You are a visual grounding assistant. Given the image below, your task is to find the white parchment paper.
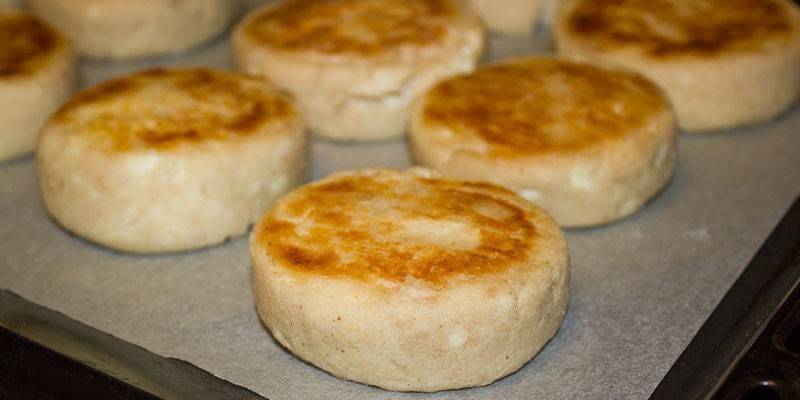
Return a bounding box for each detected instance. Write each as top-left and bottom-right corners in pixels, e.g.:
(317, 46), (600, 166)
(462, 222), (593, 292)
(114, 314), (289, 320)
(2, 2), (800, 399)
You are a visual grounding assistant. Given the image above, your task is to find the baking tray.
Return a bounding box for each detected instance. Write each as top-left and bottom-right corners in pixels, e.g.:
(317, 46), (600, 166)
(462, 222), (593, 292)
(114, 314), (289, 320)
(651, 196), (800, 400)
(2, 1), (800, 399)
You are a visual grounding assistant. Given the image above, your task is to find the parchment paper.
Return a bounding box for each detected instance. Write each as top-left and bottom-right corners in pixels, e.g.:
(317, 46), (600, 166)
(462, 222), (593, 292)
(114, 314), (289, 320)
(2, 2), (800, 399)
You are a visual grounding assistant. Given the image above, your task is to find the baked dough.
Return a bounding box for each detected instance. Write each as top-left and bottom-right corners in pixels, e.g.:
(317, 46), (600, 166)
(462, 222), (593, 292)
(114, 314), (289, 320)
(409, 57), (676, 227)
(0, 10), (75, 163)
(554, 0), (800, 131)
(0, 0), (22, 8)
(27, 0), (240, 59)
(38, 68), (307, 253)
(250, 168), (569, 391)
(468, 0), (539, 35)
(233, 0), (484, 141)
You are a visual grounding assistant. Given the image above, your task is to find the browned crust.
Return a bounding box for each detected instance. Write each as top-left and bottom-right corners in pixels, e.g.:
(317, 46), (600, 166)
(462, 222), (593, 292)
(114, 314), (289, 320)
(0, 12), (63, 78)
(51, 68), (297, 151)
(563, 0), (796, 58)
(253, 170), (539, 286)
(241, 0), (459, 56)
(420, 58), (668, 157)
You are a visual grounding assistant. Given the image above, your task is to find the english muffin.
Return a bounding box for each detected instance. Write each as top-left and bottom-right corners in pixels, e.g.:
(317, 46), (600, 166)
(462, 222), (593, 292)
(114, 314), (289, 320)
(554, 0), (800, 131)
(468, 0), (539, 35)
(0, 0), (22, 8)
(250, 168), (569, 391)
(0, 10), (74, 163)
(409, 57), (676, 227)
(27, 0), (240, 59)
(233, 0), (484, 141)
(38, 68), (307, 253)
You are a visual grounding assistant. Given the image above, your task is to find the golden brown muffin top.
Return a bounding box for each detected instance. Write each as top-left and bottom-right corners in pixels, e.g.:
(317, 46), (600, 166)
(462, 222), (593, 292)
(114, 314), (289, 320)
(51, 68), (298, 151)
(563, 0), (796, 57)
(420, 58), (668, 158)
(0, 12), (62, 78)
(242, 0), (460, 56)
(254, 169), (542, 286)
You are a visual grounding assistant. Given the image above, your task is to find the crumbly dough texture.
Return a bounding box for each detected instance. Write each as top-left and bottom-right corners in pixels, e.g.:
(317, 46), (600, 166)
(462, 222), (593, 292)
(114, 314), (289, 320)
(37, 68), (307, 253)
(27, 0), (240, 59)
(410, 57), (676, 227)
(0, 10), (75, 163)
(233, 0), (484, 140)
(554, 0), (800, 131)
(250, 168), (569, 392)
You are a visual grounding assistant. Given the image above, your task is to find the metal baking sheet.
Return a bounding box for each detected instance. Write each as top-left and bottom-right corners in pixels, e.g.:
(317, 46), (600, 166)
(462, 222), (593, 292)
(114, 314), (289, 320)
(2, 2), (800, 399)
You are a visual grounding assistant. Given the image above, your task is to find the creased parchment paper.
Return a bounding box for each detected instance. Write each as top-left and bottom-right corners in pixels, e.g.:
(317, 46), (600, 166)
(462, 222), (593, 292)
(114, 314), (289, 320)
(2, 2), (800, 398)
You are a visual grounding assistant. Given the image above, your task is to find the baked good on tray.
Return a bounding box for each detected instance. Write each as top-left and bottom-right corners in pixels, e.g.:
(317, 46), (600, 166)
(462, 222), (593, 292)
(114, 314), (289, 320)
(467, 0), (540, 35)
(37, 68), (307, 253)
(0, 9), (75, 163)
(27, 0), (241, 59)
(409, 57), (676, 227)
(0, 0), (22, 8)
(232, 0), (484, 141)
(250, 168), (569, 392)
(554, 0), (800, 132)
